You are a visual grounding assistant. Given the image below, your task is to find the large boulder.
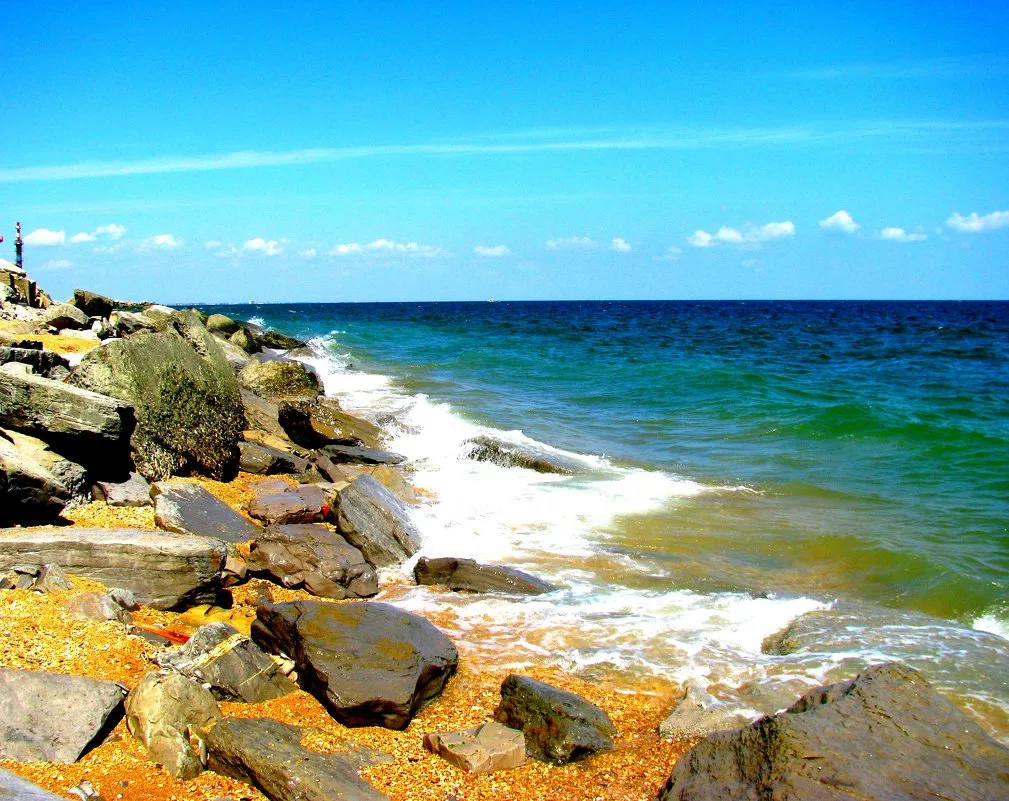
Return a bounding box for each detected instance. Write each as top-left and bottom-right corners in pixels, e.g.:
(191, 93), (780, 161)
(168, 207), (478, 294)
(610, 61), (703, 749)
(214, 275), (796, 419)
(255, 329), (308, 350)
(152, 479), (262, 543)
(333, 475), (421, 568)
(0, 345), (70, 378)
(239, 388), (286, 437)
(247, 523), (378, 599)
(414, 557), (555, 595)
(154, 622), (295, 703)
(246, 480), (329, 525)
(278, 398), (383, 449)
(0, 669), (126, 763)
(71, 289), (113, 320)
(205, 314), (241, 336)
(657, 663), (1009, 801)
(0, 527), (229, 610)
(0, 428), (89, 524)
(252, 600), (458, 730)
(207, 717), (389, 801)
(41, 302), (89, 331)
(493, 674), (617, 764)
(69, 312), (245, 481)
(239, 357), (320, 401)
(125, 670), (221, 780)
(320, 443), (406, 466)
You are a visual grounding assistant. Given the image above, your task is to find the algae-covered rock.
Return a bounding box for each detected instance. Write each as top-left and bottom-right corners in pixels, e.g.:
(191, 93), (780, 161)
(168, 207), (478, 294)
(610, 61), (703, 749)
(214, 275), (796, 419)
(239, 357), (320, 401)
(70, 312), (245, 480)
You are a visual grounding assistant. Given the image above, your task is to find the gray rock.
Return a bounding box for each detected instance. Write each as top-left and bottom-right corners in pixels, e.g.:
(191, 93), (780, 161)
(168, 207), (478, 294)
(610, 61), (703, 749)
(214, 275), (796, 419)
(109, 310), (157, 336)
(252, 600), (458, 730)
(278, 398), (384, 450)
(658, 680), (755, 740)
(213, 335), (252, 370)
(465, 436), (576, 475)
(424, 722), (526, 774)
(108, 587), (138, 610)
(66, 591), (132, 623)
(154, 622), (295, 703)
(0, 346), (70, 377)
(0, 668), (126, 763)
(205, 314), (241, 336)
(71, 289), (113, 320)
(69, 312), (245, 481)
(493, 674), (617, 764)
(153, 479), (262, 543)
(247, 481), (329, 525)
(333, 475), (420, 568)
(239, 389), (286, 437)
(247, 523), (378, 599)
(0, 767), (68, 800)
(94, 471), (152, 507)
(255, 329), (307, 350)
(237, 441), (277, 474)
(125, 670), (222, 780)
(0, 527), (229, 610)
(42, 302), (90, 330)
(656, 663), (1009, 801)
(35, 562), (73, 592)
(0, 428), (89, 524)
(314, 453), (348, 483)
(415, 557), (555, 595)
(239, 357), (320, 401)
(320, 443), (406, 465)
(207, 717), (389, 801)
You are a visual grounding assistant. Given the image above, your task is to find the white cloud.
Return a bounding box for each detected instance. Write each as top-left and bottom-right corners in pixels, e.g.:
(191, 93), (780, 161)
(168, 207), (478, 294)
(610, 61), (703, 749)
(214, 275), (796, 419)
(23, 228), (66, 246)
(299, 248), (318, 259)
(95, 223), (126, 240)
(819, 210), (860, 234)
(243, 237), (284, 256)
(329, 238), (446, 258)
(69, 232), (96, 243)
(610, 237), (631, 253)
(546, 236), (598, 251)
(688, 221), (795, 249)
(205, 240), (222, 249)
(946, 210), (1009, 233)
(40, 258), (72, 270)
(143, 233), (182, 249)
(474, 244), (511, 257)
(879, 227), (927, 242)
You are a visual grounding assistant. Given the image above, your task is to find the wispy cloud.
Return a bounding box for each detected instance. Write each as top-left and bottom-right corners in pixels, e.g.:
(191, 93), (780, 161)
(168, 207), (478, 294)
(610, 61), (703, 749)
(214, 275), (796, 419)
(40, 258), (73, 270)
(946, 210), (1009, 233)
(781, 54), (1009, 81)
(610, 237), (632, 253)
(69, 232), (96, 244)
(546, 236), (598, 251)
(23, 228), (66, 246)
(140, 233), (182, 250)
(243, 237), (284, 256)
(95, 223), (126, 240)
(329, 238), (446, 259)
(879, 226), (927, 242)
(688, 221), (795, 249)
(474, 244), (511, 257)
(819, 210), (860, 234)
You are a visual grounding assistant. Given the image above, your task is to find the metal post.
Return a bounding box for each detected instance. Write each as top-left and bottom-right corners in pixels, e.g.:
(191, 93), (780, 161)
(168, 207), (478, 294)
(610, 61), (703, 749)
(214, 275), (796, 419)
(15, 222), (23, 271)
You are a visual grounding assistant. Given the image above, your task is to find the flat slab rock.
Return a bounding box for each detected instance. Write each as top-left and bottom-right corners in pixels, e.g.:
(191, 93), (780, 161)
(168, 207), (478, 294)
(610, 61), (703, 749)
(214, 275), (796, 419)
(657, 662), (1009, 801)
(425, 722), (526, 774)
(0, 527), (228, 610)
(415, 556), (555, 595)
(252, 600), (458, 730)
(493, 674), (617, 764)
(153, 479), (262, 543)
(321, 443), (406, 466)
(247, 523), (378, 599)
(333, 474), (421, 568)
(208, 717), (389, 801)
(94, 471), (152, 507)
(247, 479), (330, 525)
(0, 668), (126, 763)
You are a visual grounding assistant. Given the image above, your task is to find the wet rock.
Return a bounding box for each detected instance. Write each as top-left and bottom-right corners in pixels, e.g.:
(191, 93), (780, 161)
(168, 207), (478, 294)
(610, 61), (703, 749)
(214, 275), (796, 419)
(314, 452), (349, 483)
(71, 289), (114, 320)
(320, 443), (406, 465)
(93, 471), (152, 507)
(656, 663), (1009, 801)
(205, 314), (241, 336)
(493, 674), (617, 764)
(69, 312), (245, 481)
(415, 557), (555, 595)
(125, 670), (221, 780)
(247, 523), (378, 599)
(66, 591), (133, 623)
(238, 357), (320, 401)
(252, 600), (458, 730)
(153, 479), (262, 543)
(333, 475), (420, 568)
(278, 398), (383, 450)
(254, 329), (307, 350)
(0, 668), (126, 763)
(247, 480), (329, 525)
(370, 464), (418, 504)
(658, 680), (754, 740)
(0, 767), (67, 800)
(0, 527), (229, 610)
(41, 302), (90, 330)
(154, 622), (295, 703)
(207, 717), (389, 801)
(465, 436), (576, 475)
(424, 722), (526, 774)
(0, 428), (89, 524)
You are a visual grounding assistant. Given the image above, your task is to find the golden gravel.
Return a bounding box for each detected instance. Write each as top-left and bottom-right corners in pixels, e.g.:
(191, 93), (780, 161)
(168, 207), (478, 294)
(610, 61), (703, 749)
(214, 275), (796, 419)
(2, 473), (694, 800)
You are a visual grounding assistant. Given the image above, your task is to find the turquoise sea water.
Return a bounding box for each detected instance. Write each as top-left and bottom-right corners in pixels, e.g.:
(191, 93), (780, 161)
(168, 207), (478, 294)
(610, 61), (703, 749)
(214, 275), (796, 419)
(207, 300), (1009, 735)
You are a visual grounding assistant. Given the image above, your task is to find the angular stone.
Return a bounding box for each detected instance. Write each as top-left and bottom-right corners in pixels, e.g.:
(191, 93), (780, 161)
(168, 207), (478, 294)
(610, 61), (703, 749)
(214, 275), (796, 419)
(125, 670), (221, 780)
(415, 557), (555, 595)
(212, 334), (252, 370)
(0, 527), (228, 610)
(94, 471), (152, 507)
(0, 767), (68, 800)
(658, 680), (754, 740)
(66, 590), (132, 623)
(71, 289), (113, 320)
(314, 453), (349, 483)
(153, 479), (262, 543)
(370, 465), (418, 505)
(239, 389), (286, 437)
(207, 717), (389, 801)
(333, 475), (420, 568)
(656, 663), (1009, 801)
(0, 428), (89, 524)
(0, 668), (126, 763)
(278, 398), (383, 450)
(35, 562), (73, 592)
(154, 622), (295, 703)
(69, 313), (245, 481)
(424, 722), (526, 774)
(110, 310), (157, 336)
(493, 674), (617, 764)
(252, 600), (458, 729)
(247, 481), (329, 526)
(320, 443), (406, 465)
(0, 346), (70, 377)
(247, 523), (378, 599)
(465, 436), (576, 475)
(239, 357), (320, 401)
(41, 302), (90, 331)
(237, 441), (276, 474)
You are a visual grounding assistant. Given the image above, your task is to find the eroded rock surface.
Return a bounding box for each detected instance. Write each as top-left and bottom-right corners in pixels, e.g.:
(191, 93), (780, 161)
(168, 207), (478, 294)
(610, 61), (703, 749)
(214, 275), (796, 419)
(424, 722), (526, 774)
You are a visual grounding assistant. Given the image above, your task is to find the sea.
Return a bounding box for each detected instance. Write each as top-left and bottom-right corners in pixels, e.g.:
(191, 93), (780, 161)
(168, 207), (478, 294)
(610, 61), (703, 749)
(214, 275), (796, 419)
(204, 299), (1009, 739)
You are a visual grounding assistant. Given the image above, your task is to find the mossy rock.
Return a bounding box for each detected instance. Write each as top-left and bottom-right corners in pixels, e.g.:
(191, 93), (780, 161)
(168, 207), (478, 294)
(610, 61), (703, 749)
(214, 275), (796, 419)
(239, 358), (320, 401)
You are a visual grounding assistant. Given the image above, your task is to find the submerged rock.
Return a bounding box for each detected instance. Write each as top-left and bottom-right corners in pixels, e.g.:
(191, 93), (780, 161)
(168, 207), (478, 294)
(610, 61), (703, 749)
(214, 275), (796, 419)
(414, 556), (555, 595)
(464, 435), (576, 475)
(658, 680), (754, 740)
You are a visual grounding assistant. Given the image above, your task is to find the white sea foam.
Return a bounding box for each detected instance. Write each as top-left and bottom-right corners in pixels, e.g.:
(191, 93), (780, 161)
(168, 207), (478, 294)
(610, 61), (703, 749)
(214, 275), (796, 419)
(973, 612), (1009, 642)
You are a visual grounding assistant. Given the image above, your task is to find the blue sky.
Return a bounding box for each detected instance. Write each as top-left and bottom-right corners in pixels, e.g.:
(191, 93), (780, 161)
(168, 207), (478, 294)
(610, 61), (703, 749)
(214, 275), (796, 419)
(2, 1), (1007, 302)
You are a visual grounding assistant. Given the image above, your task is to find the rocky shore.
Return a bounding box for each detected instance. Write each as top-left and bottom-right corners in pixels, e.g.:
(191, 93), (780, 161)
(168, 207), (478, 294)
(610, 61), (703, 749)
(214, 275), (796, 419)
(2, 262), (1008, 801)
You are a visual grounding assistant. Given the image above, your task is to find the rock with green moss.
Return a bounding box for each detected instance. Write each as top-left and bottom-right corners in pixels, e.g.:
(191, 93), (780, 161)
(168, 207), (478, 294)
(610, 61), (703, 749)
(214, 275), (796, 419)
(69, 312), (245, 480)
(239, 357), (320, 401)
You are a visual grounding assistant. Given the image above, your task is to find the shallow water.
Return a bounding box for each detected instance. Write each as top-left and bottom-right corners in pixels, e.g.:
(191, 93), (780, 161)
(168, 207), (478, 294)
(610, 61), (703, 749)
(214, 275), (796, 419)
(213, 300), (1009, 738)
